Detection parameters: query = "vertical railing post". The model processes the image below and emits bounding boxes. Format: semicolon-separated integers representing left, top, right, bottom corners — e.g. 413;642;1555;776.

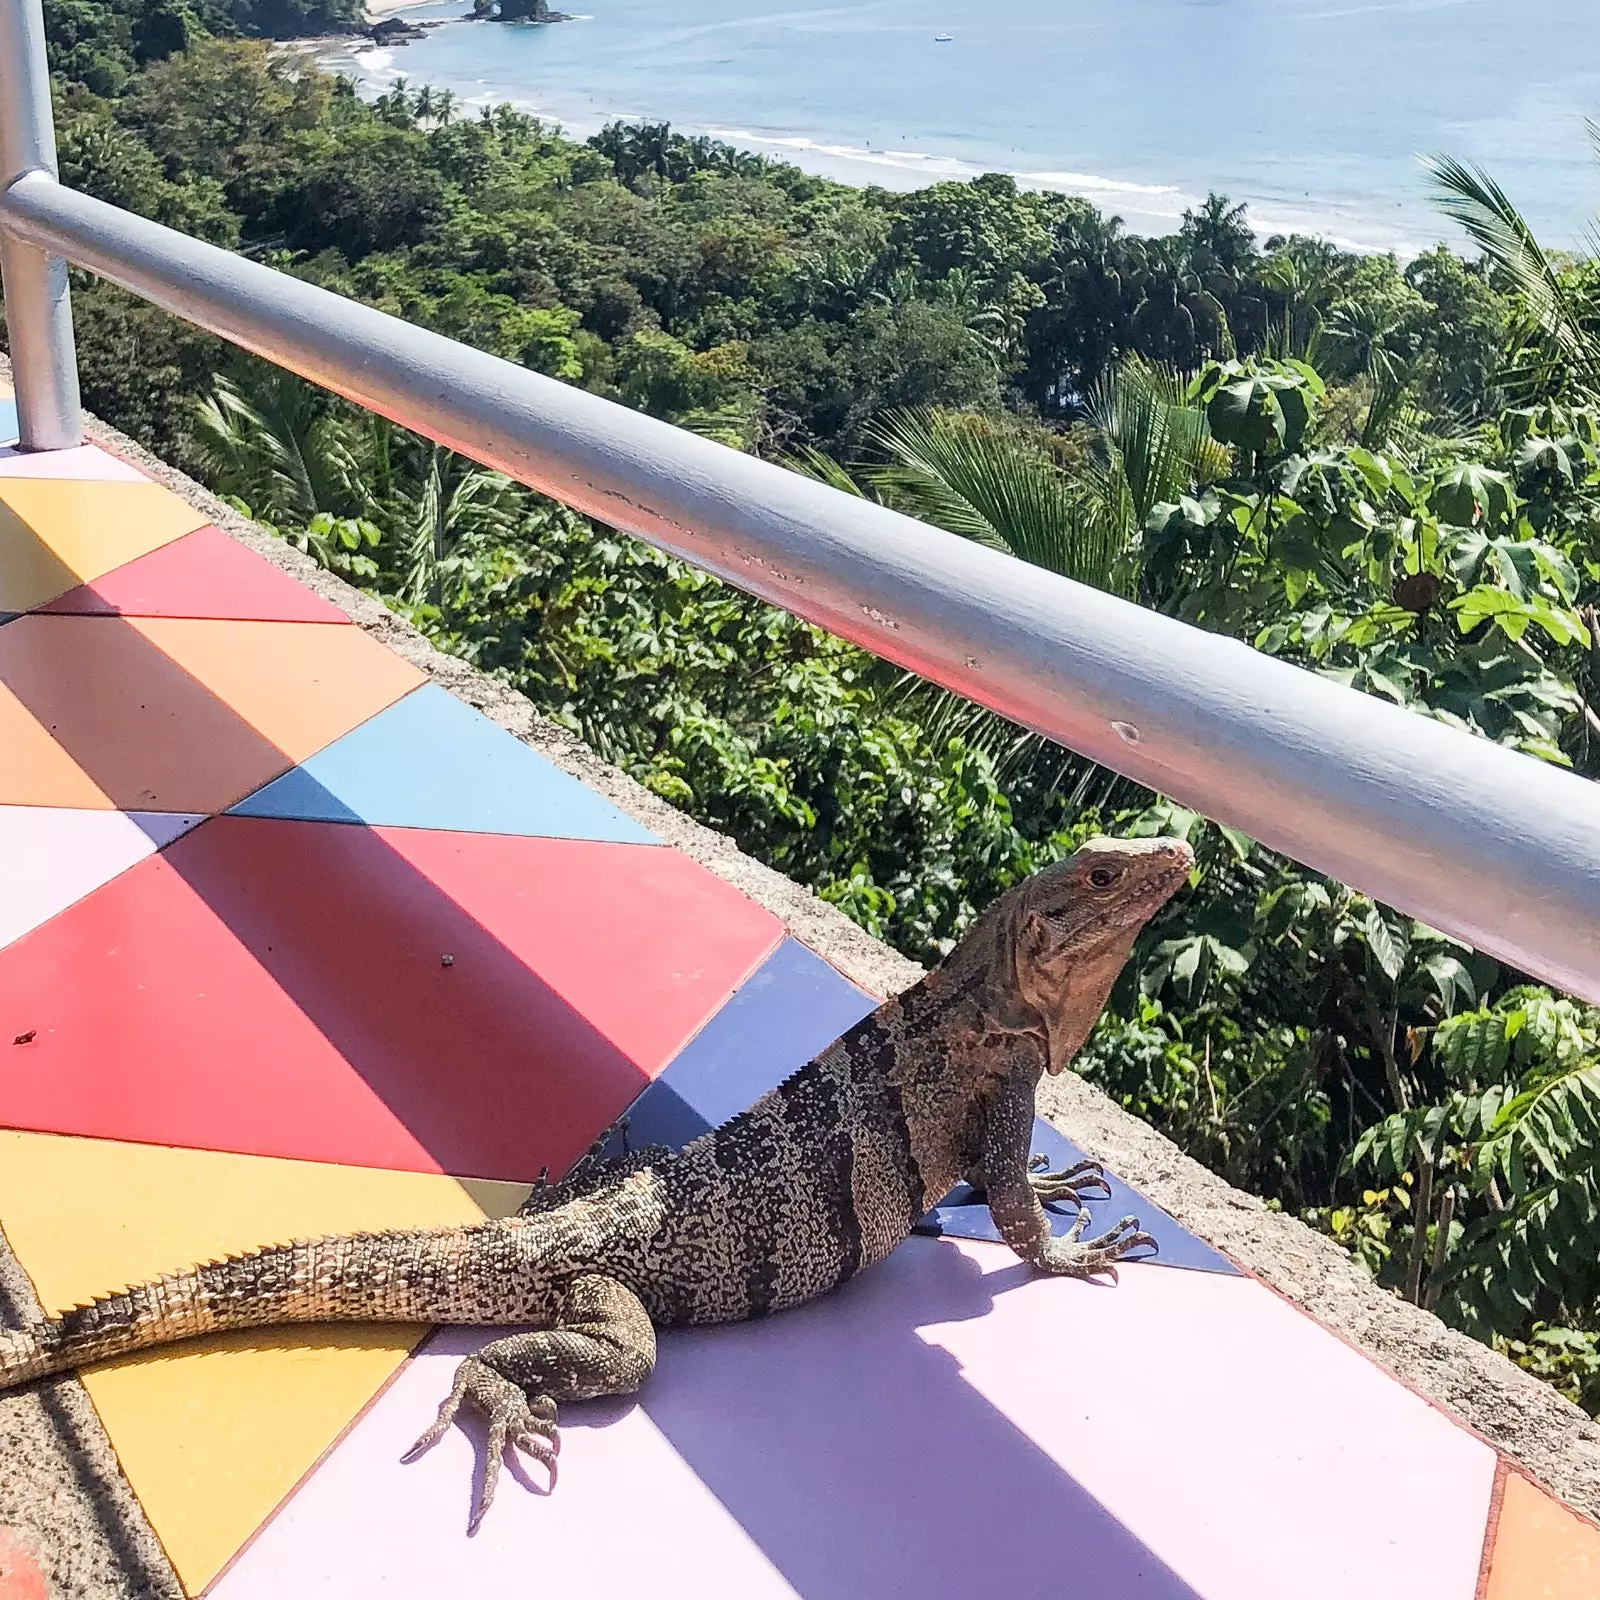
0;0;83;450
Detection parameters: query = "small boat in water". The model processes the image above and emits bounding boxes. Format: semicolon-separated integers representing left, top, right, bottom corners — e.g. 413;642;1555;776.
934;32;953;41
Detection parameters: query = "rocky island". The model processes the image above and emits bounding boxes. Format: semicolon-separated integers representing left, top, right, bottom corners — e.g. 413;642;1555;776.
472;0;573;20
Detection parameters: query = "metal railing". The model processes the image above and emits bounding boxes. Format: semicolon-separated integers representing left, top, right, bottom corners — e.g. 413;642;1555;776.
4;0;1600;1000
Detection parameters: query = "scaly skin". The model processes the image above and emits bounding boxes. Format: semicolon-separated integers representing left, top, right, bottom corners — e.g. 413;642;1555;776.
0;834;1192;1530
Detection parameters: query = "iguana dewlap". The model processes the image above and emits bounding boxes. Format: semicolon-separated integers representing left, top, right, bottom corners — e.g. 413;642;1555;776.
0;834;1192;1529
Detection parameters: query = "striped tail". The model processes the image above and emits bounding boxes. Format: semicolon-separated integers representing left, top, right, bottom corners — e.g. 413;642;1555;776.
0;1221;521;1388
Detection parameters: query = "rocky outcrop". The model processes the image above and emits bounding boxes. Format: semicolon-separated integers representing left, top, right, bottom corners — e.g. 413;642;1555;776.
472;0;572;21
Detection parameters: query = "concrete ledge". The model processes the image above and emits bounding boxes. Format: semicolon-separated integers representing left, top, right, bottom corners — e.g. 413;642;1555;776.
1;373;1595;1594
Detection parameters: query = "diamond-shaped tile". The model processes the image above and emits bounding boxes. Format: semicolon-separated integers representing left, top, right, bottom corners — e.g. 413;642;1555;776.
597;936;878;1155
0;818;782;1180
0;443;147;481
209;1238;1495;1600
0;804;203;951
1483;1469;1600;1599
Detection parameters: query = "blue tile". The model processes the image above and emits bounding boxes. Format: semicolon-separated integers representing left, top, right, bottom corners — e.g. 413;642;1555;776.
228;684;658;844
0;399;16;446
610;937;879;1152
916;1118;1239;1274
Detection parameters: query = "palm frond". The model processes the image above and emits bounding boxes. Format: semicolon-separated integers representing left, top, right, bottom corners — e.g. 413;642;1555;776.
862;408;1124;588
1424;153;1600;398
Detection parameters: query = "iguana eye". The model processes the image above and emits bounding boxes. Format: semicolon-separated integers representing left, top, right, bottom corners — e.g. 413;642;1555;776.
1089;867;1117;888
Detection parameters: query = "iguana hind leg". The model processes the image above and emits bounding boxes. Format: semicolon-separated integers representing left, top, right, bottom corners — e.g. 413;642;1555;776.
403;1272;656;1531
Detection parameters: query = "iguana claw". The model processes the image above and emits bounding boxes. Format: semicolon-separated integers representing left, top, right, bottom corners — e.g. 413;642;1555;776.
1037;1208;1158;1279
1028;1153;1112;1207
402;1357;561;1533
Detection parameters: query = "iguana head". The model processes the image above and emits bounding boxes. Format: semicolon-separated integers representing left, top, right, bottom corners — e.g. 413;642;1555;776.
1005;835;1193;1075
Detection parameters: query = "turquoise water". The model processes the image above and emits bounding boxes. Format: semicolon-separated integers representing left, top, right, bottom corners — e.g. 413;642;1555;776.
327;0;1600;254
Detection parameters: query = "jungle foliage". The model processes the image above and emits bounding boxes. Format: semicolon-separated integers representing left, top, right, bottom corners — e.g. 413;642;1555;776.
16;0;1600;1415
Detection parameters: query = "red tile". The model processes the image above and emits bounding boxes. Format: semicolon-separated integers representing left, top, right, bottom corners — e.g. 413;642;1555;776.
38;525;349;624
0;819;782;1181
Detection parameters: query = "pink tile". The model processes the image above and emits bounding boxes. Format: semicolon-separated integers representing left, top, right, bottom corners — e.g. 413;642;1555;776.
208;1239;1493;1600
0;804;204;951
0;445;148;481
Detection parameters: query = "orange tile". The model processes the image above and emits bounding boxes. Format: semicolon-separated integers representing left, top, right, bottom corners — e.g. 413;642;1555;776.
1484;1471;1600;1599
0;615;425;812
0;479;208;613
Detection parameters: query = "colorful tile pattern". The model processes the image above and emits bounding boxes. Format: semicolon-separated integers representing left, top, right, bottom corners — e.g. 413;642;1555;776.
0;433;1584;1598
0;1130;530;1594
0;478;209;612
0;819;780;1178
208;1240;1494;1600
0;614;423;811
0;804;203;951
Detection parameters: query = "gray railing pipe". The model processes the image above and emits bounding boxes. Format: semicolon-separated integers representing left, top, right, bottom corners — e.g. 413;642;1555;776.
3;169;1599;999
0;0;83;449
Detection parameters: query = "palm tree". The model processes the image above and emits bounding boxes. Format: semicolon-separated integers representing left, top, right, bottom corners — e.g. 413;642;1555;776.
400;446;518;608
193;367;364;526
1425;147;1600;403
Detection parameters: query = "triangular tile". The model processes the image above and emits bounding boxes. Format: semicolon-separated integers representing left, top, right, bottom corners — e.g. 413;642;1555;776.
40;525;349;624
0;818;782;1181
208;1240;1493;1600
608;937;878;1152
0;443;147;481
0;1129;529;1595
0;804;204;951
0;478;208;612
0;615;424;811
1484;1470;1600;1598
230;685;655;843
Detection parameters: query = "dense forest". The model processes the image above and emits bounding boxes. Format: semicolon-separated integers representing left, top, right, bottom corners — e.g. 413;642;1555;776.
15;0;1600;1415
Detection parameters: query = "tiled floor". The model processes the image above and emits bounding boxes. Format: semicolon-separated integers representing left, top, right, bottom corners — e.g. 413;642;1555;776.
0;386;1595;1597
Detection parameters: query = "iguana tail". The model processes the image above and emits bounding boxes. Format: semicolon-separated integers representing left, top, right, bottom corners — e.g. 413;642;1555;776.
0;1220;536;1387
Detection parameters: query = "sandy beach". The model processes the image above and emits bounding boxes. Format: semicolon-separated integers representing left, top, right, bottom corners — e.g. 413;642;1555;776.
363;0;452;21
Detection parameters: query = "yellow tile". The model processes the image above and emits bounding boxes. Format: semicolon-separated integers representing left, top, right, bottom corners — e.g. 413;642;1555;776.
0;479;208;612
0;1131;529;1593
1485;1470;1600;1600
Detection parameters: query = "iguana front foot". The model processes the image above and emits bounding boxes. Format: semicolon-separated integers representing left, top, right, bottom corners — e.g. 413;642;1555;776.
403;1357;562;1532
1027;1152;1111;1207
1036;1209;1156;1279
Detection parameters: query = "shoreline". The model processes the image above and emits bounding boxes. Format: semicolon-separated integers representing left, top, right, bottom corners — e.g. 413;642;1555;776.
363;0;447;19
318;15;1433;258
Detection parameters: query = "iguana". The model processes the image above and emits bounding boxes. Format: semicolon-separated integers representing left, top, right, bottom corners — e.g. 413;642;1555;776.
0;833;1191;1530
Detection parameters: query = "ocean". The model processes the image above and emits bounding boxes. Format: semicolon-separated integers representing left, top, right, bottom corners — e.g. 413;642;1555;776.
322;0;1600;256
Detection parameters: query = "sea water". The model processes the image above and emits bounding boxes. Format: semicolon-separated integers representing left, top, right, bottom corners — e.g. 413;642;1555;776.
325;0;1600;255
